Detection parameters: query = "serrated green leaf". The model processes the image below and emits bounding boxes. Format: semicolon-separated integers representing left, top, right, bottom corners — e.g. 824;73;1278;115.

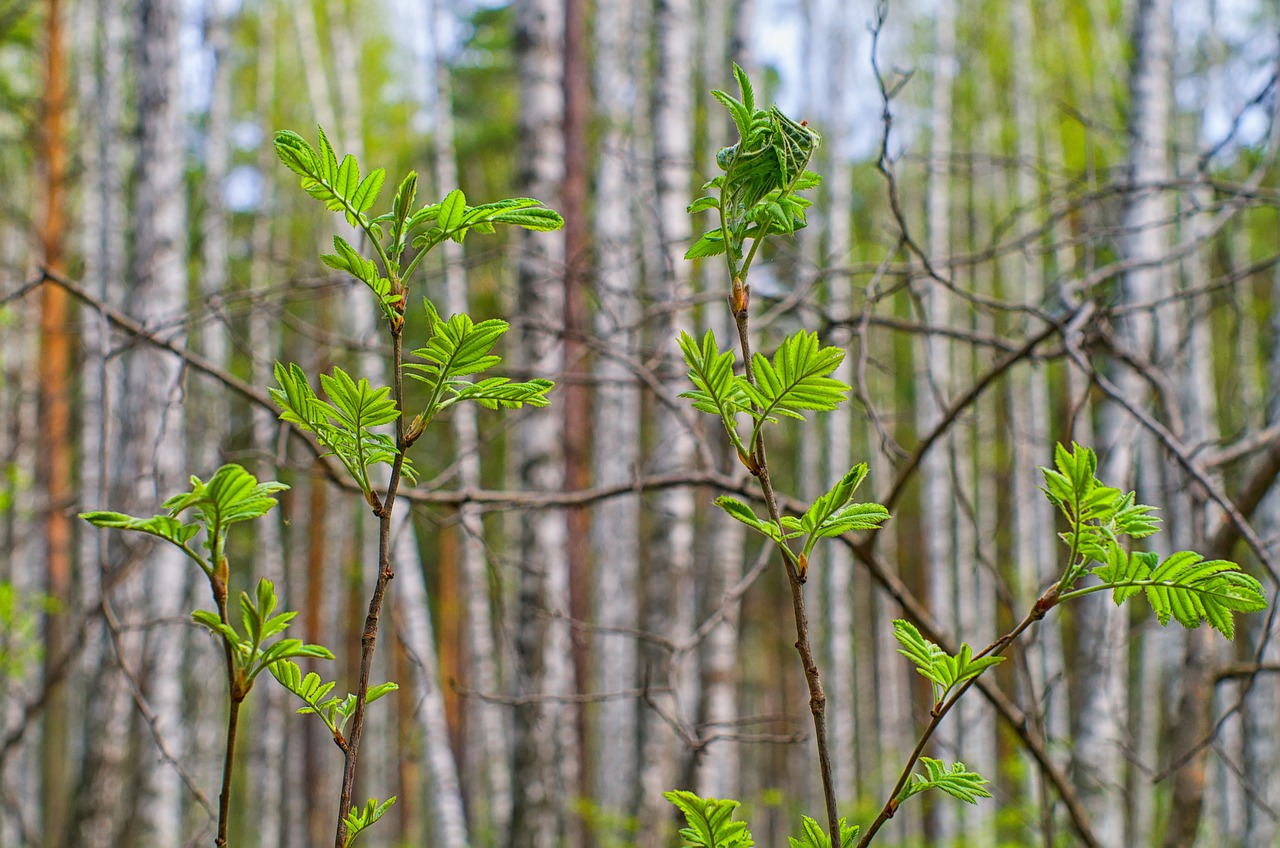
686;231;727;259
897;758;993;806
677;330;749;444
742;330;849;427
80;511;201;548
439;188;466;231
714;496;784;544
664;790;755;848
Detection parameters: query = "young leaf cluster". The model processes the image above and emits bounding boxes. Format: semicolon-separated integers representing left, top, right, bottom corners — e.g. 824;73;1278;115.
891;620;1003;708
81;463;287;581
663;791;755;848
789;815;859;848
275;129;563;327
270;659;398;747
715;464;888;581
894;758;992;807
342;796;396;848
1044;443;1265;638
192;579;333;696
270;363;414;503
678;329;851;459
405;300;553;439
688;65;822;266
664;791;859;848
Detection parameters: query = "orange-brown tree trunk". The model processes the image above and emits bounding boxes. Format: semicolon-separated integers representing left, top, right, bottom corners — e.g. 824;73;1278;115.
37;0;72;842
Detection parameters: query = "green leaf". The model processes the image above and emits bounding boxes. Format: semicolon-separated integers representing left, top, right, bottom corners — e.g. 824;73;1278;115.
897;758;993;806
742;330;849;426
487;206;564;231
270;362;413;492
714;497;789;544
788;815;858;848
688;196;719;214
343;796;397;848
798;464;890;553
350;168;386;217
80;511;201;549
439;188;466;231
1131;551;1265;638
664;790;755;848
192;609;242;647
162;464;289;532
677;331;749;444
891;620;1004;701
685;231;727;260
448;377;554;410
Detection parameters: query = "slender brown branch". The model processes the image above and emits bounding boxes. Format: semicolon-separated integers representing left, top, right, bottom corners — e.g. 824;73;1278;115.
856;592;1053;847
334;327;408;847
731;287;841;842
216;697;242;848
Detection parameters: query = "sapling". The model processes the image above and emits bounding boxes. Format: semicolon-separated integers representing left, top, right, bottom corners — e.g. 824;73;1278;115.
665;65;1267;848
82;126;563;847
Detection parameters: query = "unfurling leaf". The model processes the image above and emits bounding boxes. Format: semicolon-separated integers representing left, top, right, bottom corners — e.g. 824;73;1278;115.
896;758;993;806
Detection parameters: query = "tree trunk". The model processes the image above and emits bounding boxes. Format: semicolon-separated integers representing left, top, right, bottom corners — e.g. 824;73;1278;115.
37;0;72;840
123;0;189;839
590;0;643;823
918;0;960;840
509;3;572;846
1081;2;1173;842
428;0;511;835
637;1;699;843
390;507;470;848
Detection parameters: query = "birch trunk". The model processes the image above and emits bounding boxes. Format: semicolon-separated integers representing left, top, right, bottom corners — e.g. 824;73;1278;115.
637;1;699;842
390;507;469;848
818;0;860;808
1243;258;1280;847
509;3;572;846
693;0;747;801
918;0;960;840
1081;2;1173;842
123;0;189;838
590;0;643;821
70;0;128;839
247;5;290;844
429;0;511;834
1007;1;1069;838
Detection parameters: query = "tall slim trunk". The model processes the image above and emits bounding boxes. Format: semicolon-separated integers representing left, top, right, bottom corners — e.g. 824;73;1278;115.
427;0;512;838
590;0;643;822
246;4;291;844
70;0;127;839
917;0;960;840
1080;2;1173;843
693;0;747;802
637;1;698;843
390;508;469;848
37;0;72;841
124;0;189;839
818;0;859;808
1007;1;1068;838
509;3;572;847
1243;257;1280;847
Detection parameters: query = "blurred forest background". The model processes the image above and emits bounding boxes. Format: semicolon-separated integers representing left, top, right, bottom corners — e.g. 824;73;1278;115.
3;0;1280;845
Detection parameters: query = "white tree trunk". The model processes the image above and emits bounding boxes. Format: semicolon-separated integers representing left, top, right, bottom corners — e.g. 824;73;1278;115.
1081;2;1173;842
429;0;512;833
637;1;699;842
509;3;573;846
918;0;960;840
590;0;643;822
391;507;470;848
126;0;189;839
